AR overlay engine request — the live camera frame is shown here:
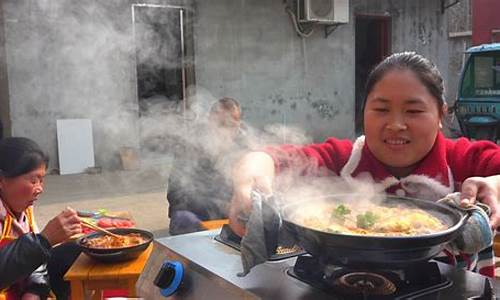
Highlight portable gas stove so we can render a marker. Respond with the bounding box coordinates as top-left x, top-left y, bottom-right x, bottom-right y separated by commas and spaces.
136, 230, 500, 299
